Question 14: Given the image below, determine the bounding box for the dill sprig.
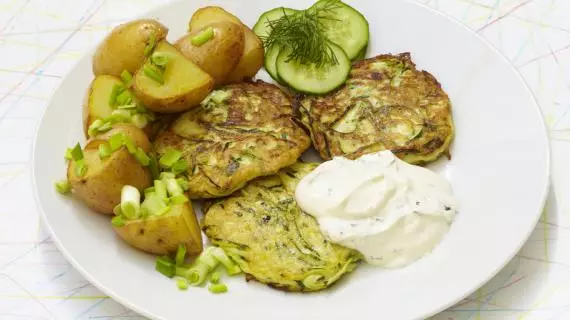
[263,0,342,68]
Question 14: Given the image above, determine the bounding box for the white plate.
[32,0,550,319]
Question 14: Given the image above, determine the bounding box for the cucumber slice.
[276,43,350,95]
[310,0,369,61]
[253,7,297,40]
[264,45,283,83]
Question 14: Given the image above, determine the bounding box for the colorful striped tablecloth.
[0,0,569,319]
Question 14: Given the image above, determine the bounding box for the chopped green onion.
[151,51,171,67]
[116,90,132,106]
[74,159,87,177]
[144,186,155,196]
[171,194,188,205]
[117,103,138,110]
[155,256,176,278]
[54,180,71,194]
[122,135,137,154]
[159,172,176,180]
[154,179,168,200]
[175,244,187,266]
[159,149,182,168]
[134,147,150,166]
[135,102,148,114]
[171,159,188,175]
[108,133,124,152]
[210,271,221,284]
[211,247,241,275]
[148,154,160,180]
[98,142,112,159]
[87,119,104,137]
[108,109,132,123]
[120,70,133,86]
[144,32,157,57]
[175,266,189,277]
[64,148,73,160]
[208,283,228,294]
[97,121,113,133]
[185,247,220,286]
[71,143,83,161]
[120,185,141,219]
[176,177,189,191]
[176,278,189,290]
[141,192,170,216]
[111,215,125,227]
[143,64,164,85]
[165,178,183,197]
[191,27,214,47]
[109,83,126,106]
[131,113,148,129]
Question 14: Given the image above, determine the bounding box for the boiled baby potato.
[113,202,203,256]
[93,19,168,77]
[189,6,264,83]
[67,124,152,215]
[175,21,245,86]
[132,41,214,113]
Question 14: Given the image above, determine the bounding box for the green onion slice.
[210,271,221,284]
[211,247,241,275]
[208,283,228,294]
[175,244,187,267]
[165,178,183,197]
[111,215,125,227]
[155,256,176,278]
[191,27,214,47]
[98,142,112,159]
[64,148,73,160]
[159,149,182,168]
[120,70,133,86]
[134,147,150,166]
[122,135,137,154]
[171,159,188,175]
[116,90,133,106]
[120,185,141,219]
[108,133,124,152]
[131,114,148,129]
[148,154,160,180]
[176,278,189,290]
[171,194,188,205]
[143,64,164,85]
[154,179,168,200]
[151,52,171,67]
[74,159,87,177]
[176,177,189,191]
[141,192,170,216]
[144,32,157,57]
[54,180,71,194]
[71,143,83,161]
[109,83,126,106]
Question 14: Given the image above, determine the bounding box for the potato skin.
[188,6,264,84]
[93,19,168,77]
[132,41,214,113]
[175,21,245,86]
[67,124,152,215]
[113,202,203,256]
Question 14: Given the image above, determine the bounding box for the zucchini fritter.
[296,53,454,164]
[203,163,361,292]
[154,81,311,198]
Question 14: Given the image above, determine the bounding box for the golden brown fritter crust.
[203,163,361,292]
[296,53,454,164]
[154,80,311,198]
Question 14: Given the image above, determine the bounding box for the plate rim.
[31,0,552,319]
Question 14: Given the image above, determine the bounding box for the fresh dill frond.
[263,0,342,68]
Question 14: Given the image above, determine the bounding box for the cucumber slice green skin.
[276,42,351,95]
[264,45,283,84]
[310,0,370,61]
[253,7,297,40]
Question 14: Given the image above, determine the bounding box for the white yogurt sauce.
[295,151,457,268]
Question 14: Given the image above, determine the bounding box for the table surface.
[0,0,569,319]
